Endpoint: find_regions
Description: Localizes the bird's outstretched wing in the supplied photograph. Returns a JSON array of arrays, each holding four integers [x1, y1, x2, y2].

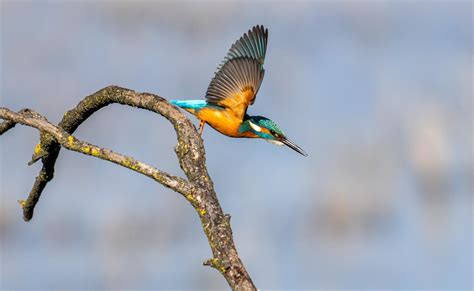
[[219, 25, 268, 70], [205, 25, 268, 120]]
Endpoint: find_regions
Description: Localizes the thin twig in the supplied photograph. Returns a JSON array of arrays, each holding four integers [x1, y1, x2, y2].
[[0, 108, 194, 195], [0, 108, 39, 134]]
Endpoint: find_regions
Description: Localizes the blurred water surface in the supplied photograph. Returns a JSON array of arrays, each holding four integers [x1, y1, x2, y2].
[[0, 0, 472, 290]]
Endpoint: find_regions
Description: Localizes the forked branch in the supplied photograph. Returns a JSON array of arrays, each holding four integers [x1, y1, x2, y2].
[[0, 86, 256, 291]]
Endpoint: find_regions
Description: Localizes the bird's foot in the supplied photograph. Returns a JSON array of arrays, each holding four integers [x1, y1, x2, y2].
[[199, 120, 205, 136]]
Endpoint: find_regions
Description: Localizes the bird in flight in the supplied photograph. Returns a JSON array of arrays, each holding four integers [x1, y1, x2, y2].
[[171, 25, 307, 156]]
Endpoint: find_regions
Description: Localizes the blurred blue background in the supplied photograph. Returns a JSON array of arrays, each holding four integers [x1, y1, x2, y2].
[[1, 0, 472, 290]]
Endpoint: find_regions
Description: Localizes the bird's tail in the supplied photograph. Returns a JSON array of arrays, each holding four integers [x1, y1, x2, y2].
[[170, 99, 207, 114]]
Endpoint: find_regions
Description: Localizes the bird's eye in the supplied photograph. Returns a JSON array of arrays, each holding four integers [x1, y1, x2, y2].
[[270, 130, 279, 138]]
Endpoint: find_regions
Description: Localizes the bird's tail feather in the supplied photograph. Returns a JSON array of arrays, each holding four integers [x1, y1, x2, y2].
[[170, 99, 207, 114], [170, 99, 206, 109]]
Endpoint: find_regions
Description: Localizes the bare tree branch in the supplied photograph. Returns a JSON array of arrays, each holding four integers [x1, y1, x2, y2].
[[0, 108, 194, 195], [0, 86, 257, 291], [0, 108, 37, 134]]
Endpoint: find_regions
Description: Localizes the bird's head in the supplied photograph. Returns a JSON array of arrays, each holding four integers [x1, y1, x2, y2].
[[243, 116, 308, 156]]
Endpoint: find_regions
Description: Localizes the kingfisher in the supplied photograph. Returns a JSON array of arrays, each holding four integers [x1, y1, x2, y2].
[[171, 25, 307, 156]]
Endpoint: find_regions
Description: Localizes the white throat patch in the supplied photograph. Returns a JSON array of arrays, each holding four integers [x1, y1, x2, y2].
[[266, 139, 284, 146], [249, 121, 262, 132]]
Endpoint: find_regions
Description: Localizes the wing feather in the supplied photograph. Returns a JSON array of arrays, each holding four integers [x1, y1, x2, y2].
[[216, 25, 268, 71], [205, 25, 268, 119], [205, 58, 264, 120]]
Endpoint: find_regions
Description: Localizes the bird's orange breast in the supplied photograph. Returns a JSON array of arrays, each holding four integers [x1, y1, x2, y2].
[[195, 107, 257, 138]]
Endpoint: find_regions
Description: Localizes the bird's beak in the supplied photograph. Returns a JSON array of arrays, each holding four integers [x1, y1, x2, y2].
[[280, 137, 308, 157]]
